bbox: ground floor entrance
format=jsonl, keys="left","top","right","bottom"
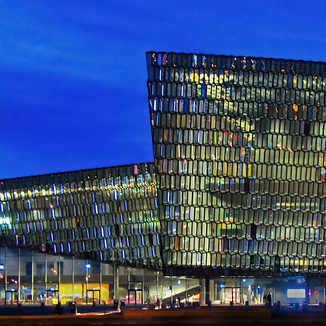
{"left": 211, "top": 277, "right": 326, "bottom": 305}
{"left": 1, "top": 246, "right": 326, "bottom": 307}
{"left": 222, "top": 287, "right": 241, "bottom": 304}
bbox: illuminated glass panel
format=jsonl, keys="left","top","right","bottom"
{"left": 147, "top": 52, "right": 326, "bottom": 277}
{"left": 0, "top": 164, "right": 162, "bottom": 271}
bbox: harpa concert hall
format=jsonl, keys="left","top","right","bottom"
{"left": 1, "top": 52, "right": 326, "bottom": 306}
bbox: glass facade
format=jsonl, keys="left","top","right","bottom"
{"left": 0, "top": 162, "right": 204, "bottom": 305}
{"left": 146, "top": 52, "right": 326, "bottom": 277}
{"left": 0, "top": 246, "right": 197, "bottom": 305}
{"left": 2, "top": 51, "right": 326, "bottom": 306}
{"left": 0, "top": 163, "right": 161, "bottom": 271}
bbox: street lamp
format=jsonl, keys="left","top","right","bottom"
{"left": 84, "top": 263, "right": 91, "bottom": 303}
{"left": 84, "top": 264, "right": 91, "bottom": 282}
{"left": 0, "top": 264, "right": 5, "bottom": 304}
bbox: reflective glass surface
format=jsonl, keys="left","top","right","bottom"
{"left": 0, "top": 164, "right": 161, "bottom": 270}
{"left": 147, "top": 52, "right": 326, "bottom": 276}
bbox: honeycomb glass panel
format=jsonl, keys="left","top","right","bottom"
{"left": 0, "top": 164, "right": 162, "bottom": 271}
{"left": 147, "top": 51, "right": 326, "bottom": 277}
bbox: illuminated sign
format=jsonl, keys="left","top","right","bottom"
{"left": 287, "top": 289, "right": 305, "bottom": 298}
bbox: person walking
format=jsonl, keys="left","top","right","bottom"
{"left": 267, "top": 293, "right": 272, "bottom": 304}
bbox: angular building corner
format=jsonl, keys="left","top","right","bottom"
{"left": 146, "top": 52, "right": 326, "bottom": 281}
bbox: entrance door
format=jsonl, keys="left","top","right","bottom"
{"left": 223, "top": 287, "right": 240, "bottom": 304}
{"left": 128, "top": 289, "right": 142, "bottom": 305}
{"left": 128, "top": 281, "right": 143, "bottom": 305}
{"left": 86, "top": 289, "right": 100, "bottom": 304}
{"left": 5, "top": 290, "right": 18, "bottom": 305}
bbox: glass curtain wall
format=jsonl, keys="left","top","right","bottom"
{"left": 0, "top": 246, "right": 199, "bottom": 305}
{"left": 0, "top": 247, "right": 113, "bottom": 305}
{"left": 146, "top": 51, "right": 326, "bottom": 278}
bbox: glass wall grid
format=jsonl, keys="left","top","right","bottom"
{"left": 147, "top": 52, "right": 326, "bottom": 277}
{"left": 0, "top": 163, "right": 162, "bottom": 271}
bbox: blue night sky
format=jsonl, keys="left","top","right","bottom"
{"left": 1, "top": 0, "right": 326, "bottom": 179}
